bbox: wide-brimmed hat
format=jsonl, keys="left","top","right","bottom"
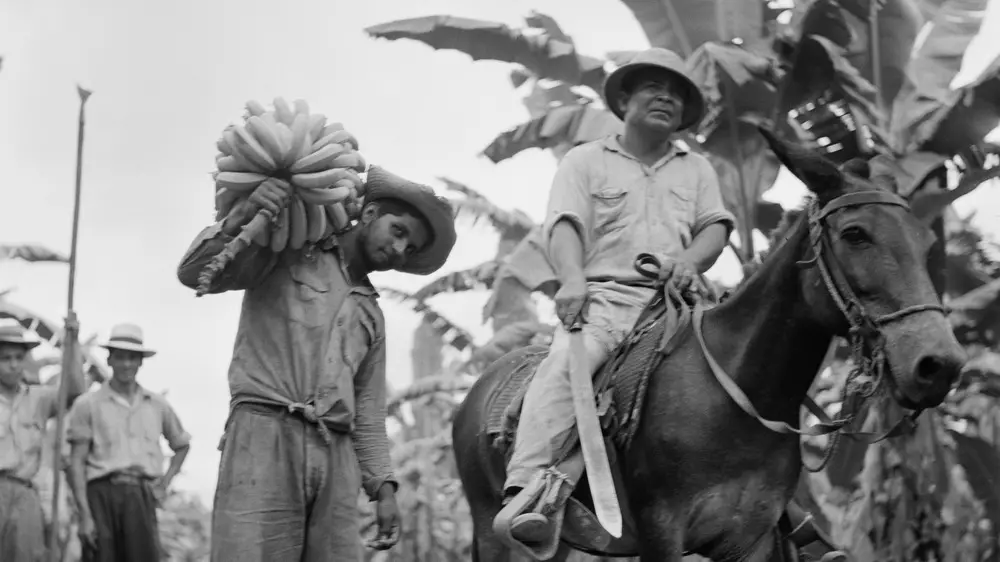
{"left": 0, "top": 320, "right": 41, "bottom": 350}
{"left": 603, "top": 48, "right": 705, "bottom": 131}
{"left": 364, "top": 166, "right": 457, "bottom": 276}
{"left": 101, "top": 323, "right": 156, "bottom": 358}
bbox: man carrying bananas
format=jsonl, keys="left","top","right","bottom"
{"left": 493, "top": 48, "right": 846, "bottom": 561}
{"left": 176, "top": 167, "right": 457, "bottom": 562}
{"left": 0, "top": 319, "right": 86, "bottom": 562}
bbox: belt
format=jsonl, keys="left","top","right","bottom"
{"left": 95, "top": 471, "right": 153, "bottom": 487}
{"left": 0, "top": 471, "right": 34, "bottom": 489}
{"left": 586, "top": 277, "right": 660, "bottom": 289}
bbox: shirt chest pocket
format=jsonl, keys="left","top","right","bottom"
{"left": 668, "top": 185, "right": 697, "bottom": 227}
{"left": 288, "top": 262, "right": 333, "bottom": 328}
{"left": 15, "top": 420, "right": 44, "bottom": 454}
{"left": 591, "top": 188, "right": 630, "bottom": 236}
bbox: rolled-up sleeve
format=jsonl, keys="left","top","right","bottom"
{"left": 351, "top": 332, "right": 397, "bottom": 501}
{"left": 176, "top": 221, "right": 278, "bottom": 294}
{"left": 65, "top": 397, "right": 93, "bottom": 444}
{"left": 541, "top": 147, "right": 594, "bottom": 252}
{"left": 692, "top": 155, "right": 736, "bottom": 237}
{"left": 161, "top": 401, "right": 192, "bottom": 451}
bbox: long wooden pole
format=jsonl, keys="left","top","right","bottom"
{"left": 48, "top": 85, "right": 92, "bottom": 562}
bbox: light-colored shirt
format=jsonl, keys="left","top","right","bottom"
{"left": 175, "top": 222, "right": 395, "bottom": 500}
{"left": 0, "top": 384, "right": 58, "bottom": 480}
{"left": 66, "top": 383, "right": 191, "bottom": 482}
{"left": 542, "top": 135, "right": 736, "bottom": 282}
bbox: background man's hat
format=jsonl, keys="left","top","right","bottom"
{"left": 101, "top": 323, "right": 156, "bottom": 358}
{"left": 0, "top": 319, "right": 41, "bottom": 350}
{"left": 364, "top": 166, "right": 457, "bottom": 276}
{"left": 602, "top": 47, "right": 706, "bottom": 131}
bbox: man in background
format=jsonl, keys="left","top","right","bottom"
{"left": 67, "top": 323, "right": 190, "bottom": 562}
{"left": 0, "top": 318, "right": 86, "bottom": 562}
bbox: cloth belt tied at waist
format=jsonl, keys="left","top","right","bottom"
{"left": 227, "top": 400, "right": 335, "bottom": 446}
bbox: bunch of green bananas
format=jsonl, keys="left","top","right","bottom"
{"left": 212, "top": 97, "right": 367, "bottom": 252}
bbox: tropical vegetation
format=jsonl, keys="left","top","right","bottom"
{"left": 363, "top": 1, "right": 1000, "bottom": 561}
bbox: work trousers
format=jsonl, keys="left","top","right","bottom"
{"left": 0, "top": 476, "right": 46, "bottom": 562}
{"left": 83, "top": 476, "right": 161, "bottom": 562}
{"left": 504, "top": 282, "right": 654, "bottom": 490}
{"left": 211, "top": 404, "right": 363, "bottom": 562}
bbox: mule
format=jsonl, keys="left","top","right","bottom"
{"left": 452, "top": 128, "right": 966, "bottom": 562}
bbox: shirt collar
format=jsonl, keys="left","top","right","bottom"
{"left": 98, "top": 383, "right": 153, "bottom": 402}
{"left": 315, "top": 236, "right": 379, "bottom": 299}
{"left": 601, "top": 134, "right": 690, "bottom": 158}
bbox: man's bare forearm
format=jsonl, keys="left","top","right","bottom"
{"left": 679, "top": 223, "right": 728, "bottom": 273}
{"left": 549, "top": 219, "right": 586, "bottom": 286}
{"left": 162, "top": 445, "right": 189, "bottom": 486}
{"left": 67, "top": 444, "right": 92, "bottom": 520}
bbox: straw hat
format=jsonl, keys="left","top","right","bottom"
{"left": 101, "top": 323, "right": 156, "bottom": 358}
{"left": 0, "top": 319, "right": 41, "bottom": 350}
{"left": 364, "top": 166, "right": 457, "bottom": 276}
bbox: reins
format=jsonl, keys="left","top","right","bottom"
{"left": 683, "top": 190, "right": 949, "bottom": 471}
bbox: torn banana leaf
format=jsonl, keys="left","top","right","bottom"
{"left": 481, "top": 103, "right": 622, "bottom": 163}
{"left": 618, "top": 0, "right": 766, "bottom": 55}
{"left": 890, "top": 0, "right": 998, "bottom": 155}
{"left": 364, "top": 15, "right": 608, "bottom": 92}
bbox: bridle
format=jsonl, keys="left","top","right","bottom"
{"left": 691, "top": 188, "right": 950, "bottom": 471}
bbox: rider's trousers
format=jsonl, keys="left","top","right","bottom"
{"left": 504, "top": 282, "right": 654, "bottom": 491}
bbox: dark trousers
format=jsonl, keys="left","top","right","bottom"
{"left": 83, "top": 477, "right": 160, "bottom": 562}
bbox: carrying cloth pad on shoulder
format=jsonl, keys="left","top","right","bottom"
{"left": 487, "top": 284, "right": 694, "bottom": 461}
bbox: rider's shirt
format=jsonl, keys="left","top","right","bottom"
{"left": 542, "top": 135, "right": 735, "bottom": 283}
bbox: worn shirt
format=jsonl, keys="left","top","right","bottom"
{"left": 0, "top": 384, "right": 58, "bottom": 480}
{"left": 66, "top": 383, "right": 191, "bottom": 482}
{"left": 543, "top": 135, "right": 736, "bottom": 282}
{"left": 175, "top": 222, "right": 395, "bottom": 500}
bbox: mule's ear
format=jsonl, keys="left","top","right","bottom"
{"left": 757, "top": 126, "right": 843, "bottom": 200}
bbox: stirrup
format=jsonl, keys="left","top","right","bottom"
{"left": 493, "top": 469, "right": 573, "bottom": 561}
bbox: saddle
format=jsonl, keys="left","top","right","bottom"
{"left": 484, "top": 282, "right": 695, "bottom": 557}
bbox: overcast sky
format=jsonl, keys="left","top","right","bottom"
{"left": 1, "top": 0, "right": 998, "bottom": 504}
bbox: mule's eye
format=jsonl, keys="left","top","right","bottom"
{"left": 841, "top": 226, "right": 871, "bottom": 246}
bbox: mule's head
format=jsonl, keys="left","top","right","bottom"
{"left": 760, "top": 128, "right": 965, "bottom": 409}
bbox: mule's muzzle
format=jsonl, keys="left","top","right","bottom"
{"left": 884, "top": 314, "right": 966, "bottom": 410}
{"left": 908, "top": 351, "right": 965, "bottom": 405}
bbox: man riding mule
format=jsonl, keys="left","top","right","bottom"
{"left": 453, "top": 48, "right": 966, "bottom": 562}
{"left": 493, "top": 47, "right": 737, "bottom": 552}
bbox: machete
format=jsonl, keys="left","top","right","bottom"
{"left": 568, "top": 321, "right": 622, "bottom": 538}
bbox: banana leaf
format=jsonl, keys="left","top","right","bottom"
{"left": 364, "top": 15, "right": 608, "bottom": 92}
{"left": 949, "top": 430, "right": 1000, "bottom": 543}
{"left": 889, "top": 0, "right": 996, "bottom": 155}
{"left": 449, "top": 197, "right": 535, "bottom": 243}
{"left": 841, "top": 0, "right": 926, "bottom": 109}
{"left": 686, "top": 41, "right": 779, "bottom": 141}
{"left": 0, "top": 244, "right": 69, "bottom": 263}
{"left": 778, "top": 34, "right": 890, "bottom": 161}
{"left": 618, "top": 0, "right": 766, "bottom": 56}
{"left": 0, "top": 297, "right": 109, "bottom": 383}
{"left": 698, "top": 118, "right": 782, "bottom": 261}
{"left": 378, "top": 287, "right": 475, "bottom": 352}
{"left": 411, "top": 260, "right": 500, "bottom": 302}
{"left": 481, "top": 103, "right": 622, "bottom": 163}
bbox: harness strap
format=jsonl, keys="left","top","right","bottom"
{"left": 693, "top": 306, "right": 924, "bottom": 446}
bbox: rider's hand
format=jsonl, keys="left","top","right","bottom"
{"left": 366, "top": 487, "right": 400, "bottom": 551}
{"left": 554, "top": 278, "right": 588, "bottom": 328}
{"left": 661, "top": 259, "right": 702, "bottom": 295}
